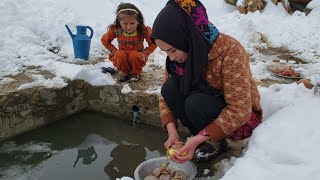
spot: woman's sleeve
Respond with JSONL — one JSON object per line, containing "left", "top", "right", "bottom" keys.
{"left": 159, "top": 70, "right": 177, "bottom": 129}
{"left": 204, "top": 46, "right": 253, "bottom": 141}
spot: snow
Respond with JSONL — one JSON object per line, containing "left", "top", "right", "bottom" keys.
{"left": 221, "top": 84, "right": 320, "bottom": 180}
{"left": 121, "top": 84, "right": 139, "bottom": 94}
{"left": 1, "top": 0, "right": 320, "bottom": 179}
{"left": 0, "top": 141, "right": 54, "bottom": 154}
{"left": 18, "top": 75, "right": 67, "bottom": 90}
{"left": 1, "top": 0, "right": 320, "bottom": 88}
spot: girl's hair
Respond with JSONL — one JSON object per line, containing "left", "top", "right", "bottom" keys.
{"left": 110, "top": 3, "right": 146, "bottom": 35}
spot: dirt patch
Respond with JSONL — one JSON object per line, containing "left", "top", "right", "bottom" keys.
{"left": 60, "top": 56, "right": 106, "bottom": 65}
{"left": 1, "top": 70, "right": 56, "bottom": 93}
{"left": 259, "top": 47, "right": 307, "bottom": 64}
{"left": 256, "top": 78, "right": 295, "bottom": 87}
{"left": 114, "top": 65, "right": 164, "bottom": 92}
{"left": 277, "top": 54, "right": 307, "bottom": 64}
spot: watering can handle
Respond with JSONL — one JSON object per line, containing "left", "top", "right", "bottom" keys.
{"left": 87, "top": 26, "right": 94, "bottom": 39}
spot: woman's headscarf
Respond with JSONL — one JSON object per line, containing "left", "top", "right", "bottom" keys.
{"left": 151, "top": 0, "right": 219, "bottom": 95}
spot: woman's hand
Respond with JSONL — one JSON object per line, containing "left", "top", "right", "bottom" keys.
{"left": 164, "top": 135, "right": 180, "bottom": 149}
{"left": 164, "top": 123, "right": 180, "bottom": 149}
{"left": 171, "top": 135, "right": 209, "bottom": 164}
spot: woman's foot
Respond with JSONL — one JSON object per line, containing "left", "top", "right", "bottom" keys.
{"left": 194, "top": 138, "right": 228, "bottom": 162}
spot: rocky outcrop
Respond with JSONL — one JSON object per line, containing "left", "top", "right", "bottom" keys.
{"left": 272, "top": 0, "right": 312, "bottom": 14}
{"left": 226, "top": 0, "right": 313, "bottom": 14}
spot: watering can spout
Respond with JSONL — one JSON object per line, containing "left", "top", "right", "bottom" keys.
{"left": 65, "top": 25, "right": 75, "bottom": 39}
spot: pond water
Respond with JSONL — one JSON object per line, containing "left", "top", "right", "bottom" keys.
{"left": 0, "top": 112, "right": 214, "bottom": 180}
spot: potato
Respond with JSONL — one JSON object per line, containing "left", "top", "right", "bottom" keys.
{"left": 159, "top": 174, "right": 171, "bottom": 180}
{"left": 172, "top": 171, "right": 187, "bottom": 180}
{"left": 144, "top": 175, "right": 159, "bottom": 180}
{"left": 168, "top": 143, "right": 187, "bottom": 156}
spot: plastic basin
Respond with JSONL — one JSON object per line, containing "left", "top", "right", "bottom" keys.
{"left": 134, "top": 157, "right": 197, "bottom": 180}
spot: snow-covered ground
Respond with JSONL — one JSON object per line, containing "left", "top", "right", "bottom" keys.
{"left": 1, "top": 0, "right": 320, "bottom": 179}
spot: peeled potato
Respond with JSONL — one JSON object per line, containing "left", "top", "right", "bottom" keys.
{"left": 168, "top": 143, "right": 187, "bottom": 156}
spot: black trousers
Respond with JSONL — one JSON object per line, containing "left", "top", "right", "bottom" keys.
{"left": 161, "top": 77, "right": 227, "bottom": 136}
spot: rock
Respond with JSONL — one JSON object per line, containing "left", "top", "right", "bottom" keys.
{"left": 248, "top": 0, "right": 267, "bottom": 13}
{"left": 237, "top": 0, "right": 266, "bottom": 14}
{"left": 224, "top": 0, "right": 238, "bottom": 6}
{"left": 304, "top": 7, "right": 312, "bottom": 15}
{"left": 281, "top": 0, "right": 292, "bottom": 13}
{"left": 272, "top": 0, "right": 311, "bottom": 4}
{"left": 271, "top": 0, "right": 312, "bottom": 14}
{"left": 290, "top": 0, "right": 311, "bottom": 3}
{"left": 237, "top": 5, "right": 247, "bottom": 14}
{"left": 296, "top": 79, "right": 312, "bottom": 89}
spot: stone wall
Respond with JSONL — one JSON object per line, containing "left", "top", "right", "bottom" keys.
{"left": 0, "top": 80, "right": 161, "bottom": 142}
{"left": 87, "top": 84, "right": 161, "bottom": 126}
{"left": 0, "top": 81, "right": 86, "bottom": 141}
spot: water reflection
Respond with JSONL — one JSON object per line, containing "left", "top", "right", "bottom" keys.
{"left": 0, "top": 112, "right": 176, "bottom": 180}
{"left": 73, "top": 146, "right": 98, "bottom": 168}
{"left": 104, "top": 144, "right": 146, "bottom": 179}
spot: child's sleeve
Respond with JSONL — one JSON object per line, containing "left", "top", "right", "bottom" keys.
{"left": 142, "top": 26, "right": 157, "bottom": 57}
{"left": 101, "top": 26, "right": 118, "bottom": 53}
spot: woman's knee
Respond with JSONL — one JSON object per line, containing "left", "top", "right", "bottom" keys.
{"left": 161, "top": 78, "right": 178, "bottom": 99}
{"left": 185, "top": 93, "right": 226, "bottom": 126}
{"left": 184, "top": 96, "right": 202, "bottom": 121}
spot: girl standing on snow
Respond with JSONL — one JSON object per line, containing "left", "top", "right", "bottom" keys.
{"left": 101, "top": 3, "right": 156, "bottom": 82}
{"left": 151, "top": 0, "right": 263, "bottom": 163}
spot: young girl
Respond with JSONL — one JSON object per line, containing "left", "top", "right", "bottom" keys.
{"left": 101, "top": 3, "right": 157, "bottom": 82}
